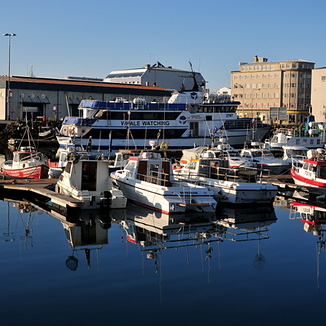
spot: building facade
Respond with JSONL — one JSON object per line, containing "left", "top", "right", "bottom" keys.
{"left": 104, "top": 61, "right": 206, "bottom": 91}
{"left": 311, "top": 67, "right": 326, "bottom": 122}
{"left": 0, "top": 76, "right": 172, "bottom": 123}
{"left": 231, "top": 56, "right": 314, "bottom": 124}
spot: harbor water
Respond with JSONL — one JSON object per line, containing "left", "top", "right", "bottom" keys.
{"left": 0, "top": 198, "right": 326, "bottom": 326}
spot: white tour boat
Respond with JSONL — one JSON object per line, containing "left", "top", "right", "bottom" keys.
{"left": 110, "top": 151, "right": 217, "bottom": 214}
{"left": 55, "top": 152, "right": 127, "bottom": 209}
{"left": 56, "top": 86, "right": 271, "bottom": 156}
{"left": 173, "top": 156, "right": 278, "bottom": 205}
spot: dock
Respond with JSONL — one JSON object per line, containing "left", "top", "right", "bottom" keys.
{"left": 0, "top": 178, "right": 84, "bottom": 216}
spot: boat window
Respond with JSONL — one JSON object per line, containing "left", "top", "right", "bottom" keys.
{"left": 13, "top": 154, "right": 20, "bottom": 162}
{"left": 187, "top": 161, "right": 197, "bottom": 170}
{"left": 308, "top": 164, "right": 315, "bottom": 172}
{"left": 198, "top": 162, "right": 209, "bottom": 176}
{"left": 252, "top": 152, "right": 262, "bottom": 157}
{"left": 320, "top": 166, "right": 326, "bottom": 179}
{"left": 189, "top": 122, "right": 199, "bottom": 137}
{"left": 303, "top": 162, "right": 309, "bottom": 170}
{"left": 242, "top": 152, "right": 252, "bottom": 158}
{"left": 125, "top": 161, "right": 136, "bottom": 175}
{"left": 61, "top": 152, "right": 68, "bottom": 163}
{"left": 229, "top": 151, "right": 241, "bottom": 157}
{"left": 81, "top": 162, "right": 97, "bottom": 191}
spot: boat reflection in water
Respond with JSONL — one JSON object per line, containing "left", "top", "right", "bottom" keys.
{"left": 4, "top": 198, "right": 39, "bottom": 248}
{"left": 2, "top": 196, "right": 277, "bottom": 272}
{"left": 120, "top": 203, "right": 277, "bottom": 272}
{"left": 289, "top": 201, "right": 326, "bottom": 288}
{"left": 62, "top": 208, "right": 127, "bottom": 271}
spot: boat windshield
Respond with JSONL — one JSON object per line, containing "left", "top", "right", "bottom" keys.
{"left": 228, "top": 151, "right": 241, "bottom": 158}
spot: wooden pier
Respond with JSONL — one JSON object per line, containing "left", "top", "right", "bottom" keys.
{"left": 0, "top": 178, "right": 84, "bottom": 212}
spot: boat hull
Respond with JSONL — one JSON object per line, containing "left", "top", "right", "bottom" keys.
{"left": 1, "top": 164, "right": 49, "bottom": 179}
{"left": 112, "top": 177, "right": 217, "bottom": 215}
{"left": 290, "top": 168, "right": 326, "bottom": 188}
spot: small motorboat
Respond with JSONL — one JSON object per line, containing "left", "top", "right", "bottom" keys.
{"left": 55, "top": 152, "right": 127, "bottom": 209}
{"left": 111, "top": 151, "right": 217, "bottom": 214}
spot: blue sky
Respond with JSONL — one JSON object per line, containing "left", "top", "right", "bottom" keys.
{"left": 1, "top": 0, "right": 325, "bottom": 92}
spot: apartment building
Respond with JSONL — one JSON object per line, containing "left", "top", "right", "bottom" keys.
{"left": 311, "top": 67, "right": 326, "bottom": 122}
{"left": 231, "top": 56, "right": 314, "bottom": 124}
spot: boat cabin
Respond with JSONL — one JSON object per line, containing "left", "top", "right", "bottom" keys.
{"left": 12, "top": 148, "right": 45, "bottom": 168}
{"left": 123, "top": 152, "right": 173, "bottom": 186}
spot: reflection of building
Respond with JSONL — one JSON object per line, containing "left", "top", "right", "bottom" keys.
{"left": 231, "top": 56, "right": 314, "bottom": 124}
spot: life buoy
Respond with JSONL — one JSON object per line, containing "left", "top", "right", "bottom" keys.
{"left": 160, "top": 142, "right": 168, "bottom": 150}
{"left": 69, "top": 128, "right": 75, "bottom": 135}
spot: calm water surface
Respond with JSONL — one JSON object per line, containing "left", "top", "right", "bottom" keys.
{"left": 0, "top": 198, "right": 325, "bottom": 326}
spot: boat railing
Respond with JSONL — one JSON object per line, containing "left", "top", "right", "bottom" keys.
{"left": 177, "top": 166, "right": 262, "bottom": 183}
{"left": 137, "top": 170, "right": 172, "bottom": 187}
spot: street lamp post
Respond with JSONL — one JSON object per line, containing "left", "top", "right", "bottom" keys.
{"left": 3, "top": 33, "right": 16, "bottom": 120}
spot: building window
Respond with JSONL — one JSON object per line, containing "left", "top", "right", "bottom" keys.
{"left": 321, "top": 76, "right": 326, "bottom": 82}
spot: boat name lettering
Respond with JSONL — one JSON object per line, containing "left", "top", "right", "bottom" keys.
{"left": 121, "top": 120, "right": 170, "bottom": 126}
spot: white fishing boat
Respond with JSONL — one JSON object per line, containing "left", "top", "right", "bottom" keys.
{"left": 55, "top": 152, "right": 127, "bottom": 209}
{"left": 173, "top": 156, "right": 278, "bottom": 205}
{"left": 240, "top": 143, "right": 290, "bottom": 174}
{"left": 282, "top": 145, "right": 309, "bottom": 165}
{"left": 290, "top": 149, "right": 326, "bottom": 188}
{"left": 110, "top": 151, "right": 217, "bottom": 214}
{"left": 264, "top": 118, "right": 326, "bottom": 150}
{"left": 56, "top": 85, "right": 271, "bottom": 156}
{"left": 178, "top": 138, "right": 253, "bottom": 169}
{"left": 108, "top": 149, "right": 139, "bottom": 173}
